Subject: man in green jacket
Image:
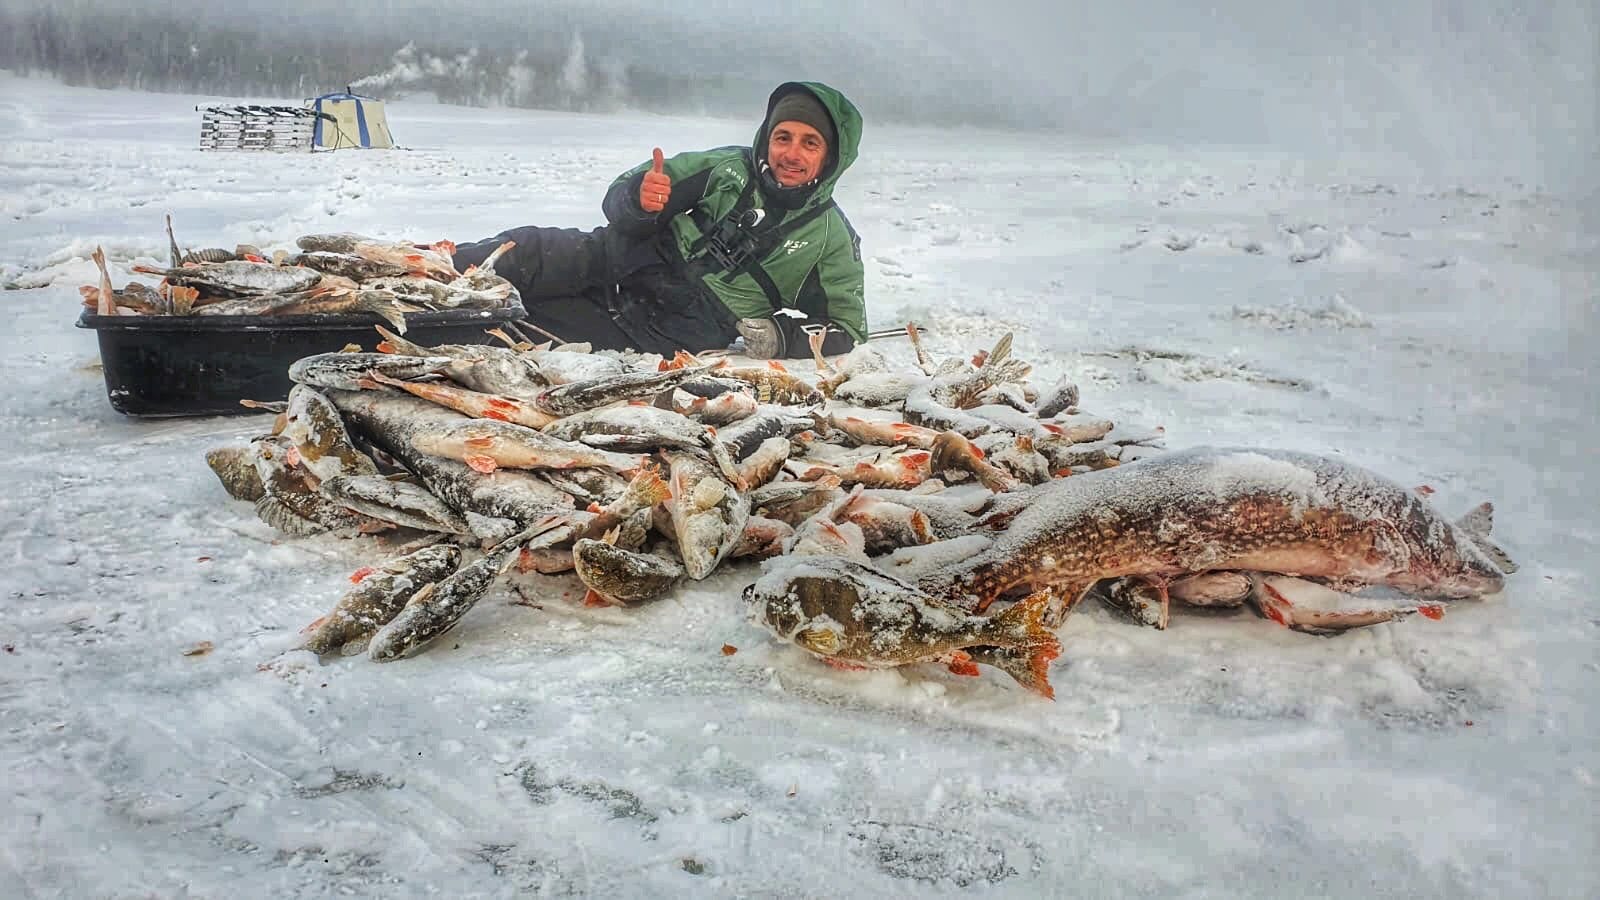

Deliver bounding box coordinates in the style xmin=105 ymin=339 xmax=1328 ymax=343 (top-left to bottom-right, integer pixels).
xmin=452 ymin=82 xmax=866 ymax=359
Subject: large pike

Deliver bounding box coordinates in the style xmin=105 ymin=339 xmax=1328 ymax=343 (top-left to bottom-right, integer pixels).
xmin=919 ymin=447 xmax=1515 ymax=624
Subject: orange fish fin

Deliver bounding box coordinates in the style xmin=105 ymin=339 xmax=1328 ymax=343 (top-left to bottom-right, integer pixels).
xmin=1418 ymin=604 xmax=1445 ymax=620
xmin=349 ymin=566 xmax=375 ymax=583
xmin=465 ymin=455 xmax=499 ymax=474
xmin=945 ymin=651 xmax=980 ymax=677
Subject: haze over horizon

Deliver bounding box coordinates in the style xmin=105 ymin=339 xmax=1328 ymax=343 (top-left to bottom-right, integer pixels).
xmin=1 ymin=0 xmax=1594 ymax=192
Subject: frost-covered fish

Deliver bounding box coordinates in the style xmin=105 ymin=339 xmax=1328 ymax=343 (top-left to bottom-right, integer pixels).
xmin=279 ymin=384 xmax=379 ymax=482
xmin=131 ymin=260 xmax=326 ymax=296
xmin=717 ymin=363 xmax=824 ymax=406
xmin=921 ymin=447 xmax=1515 ymax=624
xmin=670 ymin=388 xmax=758 ymax=426
xmin=747 ymin=477 xmax=843 ymax=526
xmin=375 ymin=328 xmax=549 ymax=400
xmin=296 ymin=232 xmax=375 ymax=254
xmin=286 ymin=251 xmax=411 ymax=281
xmin=205 ymin=445 xmax=265 ymax=502
xmin=190 ymin=286 xmax=416 ymax=333
xmin=715 ymin=406 xmax=818 ymax=461
xmin=745 ymin=556 xmax=1062 ymax=698
xmin=1101 ymin=570 xmax=1256 ymax=629
xmin=832 ymin=371 xmax=929 ymax=408
xmin=730 ymin=515 xmax=795 ymax=560
xmin=533 ymin=364 xmax=714 ymax=416
xmin=1033 ymin=377 xmax=1081 ymax=419
xmin=289 ymin=352 xmax=453 ymax=391
xmin=824 ymin=413 xmax=940 ymax=450
xmin=572 ymin=539 xmax=684 ymax=606
xmin=541 ymin=404 xmax=741 ymax=485
xmin=977 ymin=434 xmax=1053 ymax=486
xmin=789 ymin=446 xmax=933 ymax=489
xmin=1250 ymin=575 xmax=1445 ymax=635
xmin=411 ymin=419 xmax=646 ymax=475
xmin=361 ymin=370 xmax=558 ymax=429
xmin=663 ymin=451 xmax=750 ymax=580
xmin=368 ymin=526 xmax=543 ymax=661
xmin=324 ymin=389 xmax=576 ymax=538
xmin=929 ymin=430 xmax=1022 ymax=492
xmin=539 ymin=468 xmax=628 ymax=507
xmin=251 ymin=435 xmax=376 ymax=535
xmin=817 ymin=343 xmax=891 ymax=397
xmin=515 ymin=469 xmax=672 ymax=575
xmin=318 ymin=474 xmax=473 ymax=535
xmin=352 ymin=239 xmax=460 ymax=282
xmin=297 ymin=543 xmax=462 ymax=656
xmin=526 ymin=347 xmax=628 ymax=385
xmin=735 ymin=436 xmax=791 ymax=490
xmin=840 ymin=493 xmax=935 ymax=555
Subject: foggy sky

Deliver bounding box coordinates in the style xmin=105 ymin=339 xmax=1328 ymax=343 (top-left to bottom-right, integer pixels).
xmin=5 ymin=0 xmax=1595 ymax=191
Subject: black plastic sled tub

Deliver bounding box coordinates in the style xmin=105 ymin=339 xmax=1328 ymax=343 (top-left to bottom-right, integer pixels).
xmin=77 ymin=307 xmax=528 ymax=417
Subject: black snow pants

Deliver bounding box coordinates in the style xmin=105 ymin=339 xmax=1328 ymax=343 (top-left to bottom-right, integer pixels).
xmin=452 ymin=225 xmax=740 ymax=356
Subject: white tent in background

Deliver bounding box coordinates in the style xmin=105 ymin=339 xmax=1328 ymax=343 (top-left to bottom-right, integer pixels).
xmin=308 ymin=90 xmax=395 ymax=150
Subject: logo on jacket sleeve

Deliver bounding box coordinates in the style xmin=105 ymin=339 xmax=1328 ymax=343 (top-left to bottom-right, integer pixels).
xmin=782 ymin=239 xmax=810 ymax=255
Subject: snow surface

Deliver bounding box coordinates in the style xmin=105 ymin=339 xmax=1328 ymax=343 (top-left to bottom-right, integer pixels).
xmin=2 ymin=74 xmax=1597 ymax=898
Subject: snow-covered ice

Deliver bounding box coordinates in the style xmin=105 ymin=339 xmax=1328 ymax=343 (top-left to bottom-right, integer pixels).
xmin=1 ymin=74 xmax=1596 ymax=897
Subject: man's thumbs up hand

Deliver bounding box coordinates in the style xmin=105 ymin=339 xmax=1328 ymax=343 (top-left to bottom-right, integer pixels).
xmin=640 ymin=147 xmax=672 ymax=213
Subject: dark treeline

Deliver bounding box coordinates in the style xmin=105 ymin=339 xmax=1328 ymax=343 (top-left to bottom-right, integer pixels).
xmin=0 ymin=4 xmax=1027 ymax=129
xmin=0 ymin=6 xmax=722 ymax=112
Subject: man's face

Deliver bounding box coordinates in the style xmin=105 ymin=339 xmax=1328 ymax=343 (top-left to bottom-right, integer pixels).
xmin=766 ymin=121 xmax=828 ymax=188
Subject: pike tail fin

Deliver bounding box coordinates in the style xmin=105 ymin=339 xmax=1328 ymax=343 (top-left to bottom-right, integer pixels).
xmin=980 ymin=590 xmax=1064 ymax=699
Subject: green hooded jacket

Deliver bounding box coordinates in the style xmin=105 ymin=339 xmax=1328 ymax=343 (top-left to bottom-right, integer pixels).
xmin=601 ymin=82 xmax=867 ymax=343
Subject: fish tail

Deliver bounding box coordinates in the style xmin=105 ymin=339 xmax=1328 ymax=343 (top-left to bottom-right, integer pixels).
xmin=984 ymin=590 xmax=1064 ymax=698
xmin=622 ymin=467 xmax=672 ymax=509
xmin=359 ymin=295 xmax=409 ymax=335
xmin=373 ymin=324 xmax=426 ymax=355
xmin=969 ymin=644 xmax=1058 ymax=699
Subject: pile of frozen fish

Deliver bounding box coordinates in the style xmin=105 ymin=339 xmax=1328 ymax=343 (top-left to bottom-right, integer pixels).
xmin=210 ymin=327 xmax=1516 ymax=699
xmin=81 ymin=220 xmax=519 ymax=331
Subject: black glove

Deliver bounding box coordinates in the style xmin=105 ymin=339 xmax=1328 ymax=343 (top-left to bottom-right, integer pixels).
xmin=736 ymin=314 xmax=855 ymax=359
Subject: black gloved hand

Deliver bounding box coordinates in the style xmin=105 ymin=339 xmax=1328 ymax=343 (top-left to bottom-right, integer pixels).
xmin=735 ymin=313 xmax=856 ymax=359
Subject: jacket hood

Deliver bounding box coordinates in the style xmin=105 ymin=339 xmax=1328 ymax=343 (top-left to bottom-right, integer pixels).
xmin=752 ymin=82 xmax=862 ymax=208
